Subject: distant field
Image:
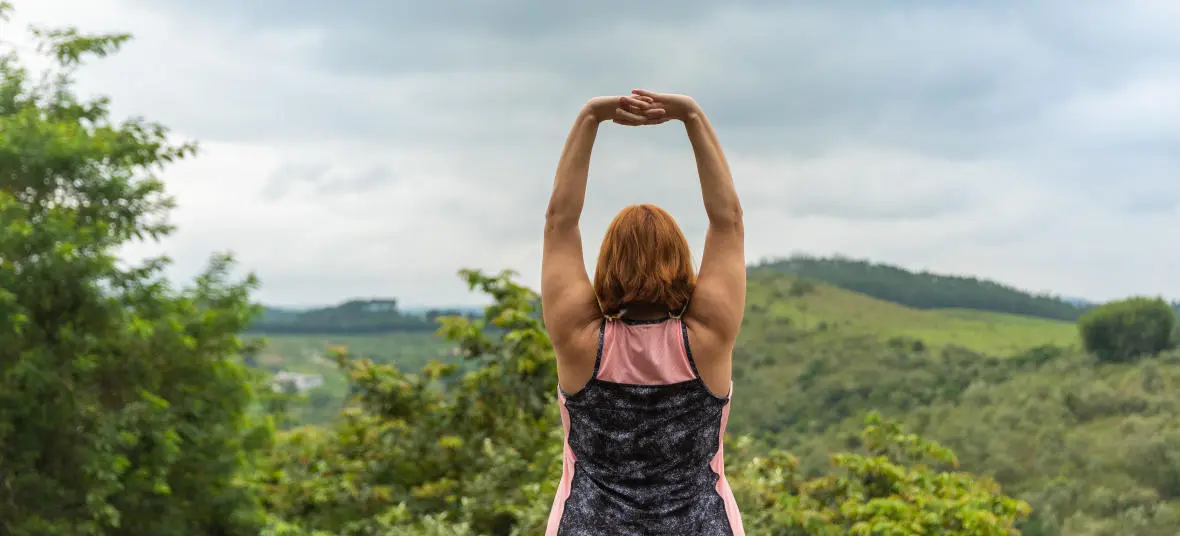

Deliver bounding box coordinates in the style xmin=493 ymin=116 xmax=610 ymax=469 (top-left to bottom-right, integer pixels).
xmin=251 ymin=331 xmax=457 ymax=376
xmin=248 ymin=331 xmax=460 ymax=425
xmin=745 ymin=274 xmax=1079 ymax=355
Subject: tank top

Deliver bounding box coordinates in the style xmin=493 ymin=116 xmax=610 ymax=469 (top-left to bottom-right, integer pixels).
xmin=545 ymin=314 xmax=745 ymax=535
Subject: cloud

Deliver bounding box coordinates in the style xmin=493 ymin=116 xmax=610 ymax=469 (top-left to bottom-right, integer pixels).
xmin=6 ymin=0 xmax=1180 ymax=306
xmin=260 ymin=162 xmax=396 ymax=200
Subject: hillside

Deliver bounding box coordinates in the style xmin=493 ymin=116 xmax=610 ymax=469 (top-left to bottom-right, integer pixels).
xmin=725 ymin=270 xmax=1180 ymax=534
xmin=758 ymin=255 xmax=1089 ymax=321
xmin=742 ymin=267 xmax=1078 ymax=355
xmin=734 ymin=335 xmax=1180 ymax=534
xmin=729 ymin=269 xmax=1078 ymax=437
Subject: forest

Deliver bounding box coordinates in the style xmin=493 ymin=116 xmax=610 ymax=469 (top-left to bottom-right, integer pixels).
xmin=3 ymin=9 xmax=1180 ymax=535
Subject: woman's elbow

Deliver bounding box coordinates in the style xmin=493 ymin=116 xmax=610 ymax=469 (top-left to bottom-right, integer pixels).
xmin=545 ymin=207 xmax=579 ymax=233
xmin=707 ymin=204 xmax=743 ymax=230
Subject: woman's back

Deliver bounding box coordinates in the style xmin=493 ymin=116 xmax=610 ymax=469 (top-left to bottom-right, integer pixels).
xmin=540 ymin=90 xmax=746 ymax=534
xmin=546 ymin=315 xmax=742 ymax=535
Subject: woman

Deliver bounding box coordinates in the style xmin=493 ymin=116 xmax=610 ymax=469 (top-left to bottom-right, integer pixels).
xmin=541 ymin=90 xmax=746 ymax=535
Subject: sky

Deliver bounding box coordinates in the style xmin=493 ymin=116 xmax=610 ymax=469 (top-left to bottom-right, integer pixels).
xmin=5 ymin=0 xmax=1179 ymax=307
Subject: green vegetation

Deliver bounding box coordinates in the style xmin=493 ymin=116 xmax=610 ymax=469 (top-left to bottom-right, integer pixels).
xmin=248 ymin=331 xmax=456 ymax=426
xmin=0 ymin=12 xmax=270 ymax=533
xmin=728 ymin=276 xmax=1180 ymax=534
xmin=759 ymin=255 xmax=1088 ymax=321
xmin=6 ymin=7 xmax=1180 ymax=535
xmin=743 ymin=268 xmax=1079 ymax=356
xmin=1079 ymin=297 xmax=1176 ymax=363
xmin=244 ymin=301 xmax=476 ymax=427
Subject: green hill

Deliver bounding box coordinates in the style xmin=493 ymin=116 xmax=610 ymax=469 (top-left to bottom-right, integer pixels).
xmin=729 ymin=269 xmax=1079 ymax=437
xmin=742 ymin=267 xmax=1079 ymax=355
xmin=758 ymin=255 xmax=1089 ymax=321
xmin=726 ymin=270 xmax=1180 ymax=534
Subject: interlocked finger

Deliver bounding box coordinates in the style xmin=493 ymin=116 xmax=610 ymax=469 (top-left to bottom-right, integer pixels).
xmin=621 ymin=96 xmax=652 ymax=110
xmin=614 ymin=107 xmax=647 ymax=124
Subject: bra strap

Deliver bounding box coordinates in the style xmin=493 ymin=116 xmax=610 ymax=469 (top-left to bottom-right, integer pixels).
xmin=669 ymin=300 xmax=690 ymax=320
xmin=590 ymin=319 xmax=606 ymax=379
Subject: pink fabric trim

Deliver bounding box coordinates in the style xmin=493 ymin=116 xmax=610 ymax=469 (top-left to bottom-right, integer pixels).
xmin=545 ymin=391 xmax=577 ymax=536
xmin=711 ymin=394 xmax=745 ymax=535
xmin=596 ymin=319 xmax=696 ymax=385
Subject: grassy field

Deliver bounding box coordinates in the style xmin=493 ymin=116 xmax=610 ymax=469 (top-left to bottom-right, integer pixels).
xmin=253 ymin=331 xmax=456 ymax=372
xmin=744 ymin=270 xmax=1080 ymax=355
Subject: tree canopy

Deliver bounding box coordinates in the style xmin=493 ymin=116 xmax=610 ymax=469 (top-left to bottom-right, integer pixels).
xmin=1 ymin=8 xmax=271 ymax=534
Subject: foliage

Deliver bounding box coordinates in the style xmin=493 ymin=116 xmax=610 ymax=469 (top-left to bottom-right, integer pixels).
xmin=245 ymin=331 xmax=457 ymax=426
xmin=732 ymin=413 xmax=1030 ymax=535
xmin=0 ymin=16 xmax=270 ymax=536
xmin=1078 ymin=297 xmax=1176 ymax=363
xmin=731 ymin=274 xmax=1180 ymax=534
xmin=259 ymin=269 xmax=563 ymax=535
xmin=759 ymin=255 xmax=1087 ymax=321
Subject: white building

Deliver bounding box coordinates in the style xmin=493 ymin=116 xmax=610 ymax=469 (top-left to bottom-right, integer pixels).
xmin=272 ymin=371 xmax=325 ymax=392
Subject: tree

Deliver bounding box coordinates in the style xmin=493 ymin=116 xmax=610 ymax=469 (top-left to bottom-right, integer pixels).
xmin=0 ymin=6 xmax=271 ymax=534
xmin=1078 ymin=297 xmax=1176 ymax=363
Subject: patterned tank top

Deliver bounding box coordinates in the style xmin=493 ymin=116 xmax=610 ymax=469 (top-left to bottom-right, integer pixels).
xmin=545 ymin=314 xmax=745 ymax=535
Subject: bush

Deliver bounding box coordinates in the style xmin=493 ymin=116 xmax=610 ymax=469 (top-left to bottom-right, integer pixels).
xmin=788 ymin=278 xmax=817 ymax=297
xmin=730 ymin=412 xmax=1031 ymax=535
xmin=1078 ymin=297 xmax=1176 ymax=363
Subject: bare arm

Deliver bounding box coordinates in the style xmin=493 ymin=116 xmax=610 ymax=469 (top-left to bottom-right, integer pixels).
xmin=541 ymin=97 xmax=655 ymax=350
xmin=675 ymin=99 xmax=745 ymax=345
xmin=541 ymin=104 xmax=603 ymax=347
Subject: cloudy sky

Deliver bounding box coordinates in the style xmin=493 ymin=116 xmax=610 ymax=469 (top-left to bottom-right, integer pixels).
xmin=6 ymin=0 xmax=1179 ymax=307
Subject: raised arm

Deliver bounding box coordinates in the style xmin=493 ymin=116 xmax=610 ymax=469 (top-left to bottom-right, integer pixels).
xmin=632 ymin=90 xmax=745 ymax=347
xmin=541 ymin=97 xmax=661 ymax=354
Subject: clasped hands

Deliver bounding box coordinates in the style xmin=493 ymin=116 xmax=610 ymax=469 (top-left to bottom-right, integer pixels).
xmin=586 ymin=89 xmax=699 ymax=127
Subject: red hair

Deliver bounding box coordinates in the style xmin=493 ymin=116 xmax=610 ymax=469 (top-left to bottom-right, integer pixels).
xmin=594 ymin=204 xmax=696 ymax=316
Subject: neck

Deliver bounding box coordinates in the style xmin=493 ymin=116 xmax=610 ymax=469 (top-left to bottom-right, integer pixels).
xmin=620 ymin=303 xmax=670 ymax=320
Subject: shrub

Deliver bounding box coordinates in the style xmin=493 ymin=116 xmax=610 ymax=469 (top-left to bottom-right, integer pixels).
xmin=1078 ymin=297 xmax=1176 ymax=363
